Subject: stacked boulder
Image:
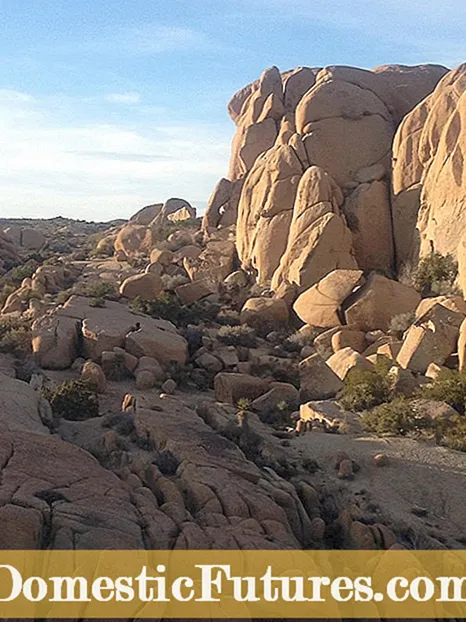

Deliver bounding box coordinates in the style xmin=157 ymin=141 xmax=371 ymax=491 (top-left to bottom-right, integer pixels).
xmin=392 ymin=64 xmax=466 ymax=284
xmin=205 ymin=63 xmax=447 ymax=298
xmin=113 ymin=198 xmax=197 ymax=262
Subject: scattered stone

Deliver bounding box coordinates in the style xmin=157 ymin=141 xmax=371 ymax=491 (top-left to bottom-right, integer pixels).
xmin=162 ymin=379 xmax=177 ymax=394
xmin=373 ymin=453 xmax=389 ymax=467
xmin=81 ymin=361 xmax=107 ymax=394
xmin=338 ymin=459 xmax=354 ymax=480
xmin=136 ymin=370 xmax=156 ymax=390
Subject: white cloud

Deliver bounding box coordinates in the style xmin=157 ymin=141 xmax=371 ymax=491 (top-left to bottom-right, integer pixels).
xmin=0 ymin=91 xmax=231 ymax=220
xmin=46 ymin=23 xmax=220 ymax=58
xmin=104 ymin=92 xmax=141 ymax=104
xmin=122 ymin=24 xmax=217 ymax=55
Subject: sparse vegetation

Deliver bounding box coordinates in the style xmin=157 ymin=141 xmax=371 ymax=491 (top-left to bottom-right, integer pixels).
xmin=130 ymin=293 xmax=219 ymax=327
xmin=421 ymin=368 xmax=466 ymax=415
xmin=42 ymin=378 xmax=99 ymax=422
xmin=339 ymin=360 xmax=392 ymax=411
xmin=440 ymin=414 xmax=466 ymax=452
xmin=360 ymin=397 xmax=425 ymax=436
xmin=0 ymin=317 xmax=32 ymax=356
xmin=237 ymin=397 xmax=251 ymax=411
xmin=412 ymin=251 xmax=458 ymax=297
xmin=282 ymin=329 xmax=317 ymax=353
xmin=358 ymin=370 xmax=466 ymax=451
xmin=217 ymin=324 xmax=257 ymax=347
xmin=83 ymin=281 xmax=117 ymax=307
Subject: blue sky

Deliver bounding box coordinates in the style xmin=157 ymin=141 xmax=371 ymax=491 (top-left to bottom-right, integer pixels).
xmin=0 ymin=0 xmax=464 ymax=221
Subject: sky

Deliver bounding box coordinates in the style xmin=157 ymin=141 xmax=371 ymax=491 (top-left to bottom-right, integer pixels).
xmin=0 ymin=0 xmax=465 ymax=222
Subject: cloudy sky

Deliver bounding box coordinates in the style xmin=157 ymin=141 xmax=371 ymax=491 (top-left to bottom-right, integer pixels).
xmin=0 ymin=0 xmax=464 ymax=221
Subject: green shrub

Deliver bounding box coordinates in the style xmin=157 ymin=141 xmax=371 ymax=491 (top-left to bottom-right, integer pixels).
xmin=42 ymin=378 xmax=99 ymax=421
xmin=0 ymin=317 xmax=32 ymax=356
xmin=339 ymin=363 xmax=391 ymax=411
xmin=84 ymin=281 xmax=117 ymax=301
xmin=8 ymin=259 xmax=39 ymax=283
xmin=360 ymin=397 xmax=424 ymax=436
xmin=413 ymin=252 xmax=458 ymax=297
xmin=217 ymin=324 xmax=257 ymax=347
xmin=237 ymin=397 xmax=251 ymax=411
xmin=130 ymin=293 xmax=219 ymax=327
xmin=361 ymin=395 xmax=466 ymax=452
xmin=441 ymin=414 xmax=466 ymax=452
xmin=421 ymin=369 xmax=466 ymax=415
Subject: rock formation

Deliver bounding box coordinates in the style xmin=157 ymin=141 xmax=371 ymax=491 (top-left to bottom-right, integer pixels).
xmin=211 ymin=63 xmax=448 ymax=300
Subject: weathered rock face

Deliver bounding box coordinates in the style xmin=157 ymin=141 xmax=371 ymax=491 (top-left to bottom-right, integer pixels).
xmin=216 ymin=62 xmax=447 ymax=294
xmin=344 ymin=273 xmax=421 ymax=332
xmin=342 ymin=181 xmax=394 ymax=274
xmin=392 ymin=64 xmax=466 ymax=271
xmin=33 ymin=296 xmax=187 ymax=369
xmin=271 ymin=166 xmax=357 ymax=291
xmin=0 ymin=374 xmax=49 ymax=435
xmin=4 ymin=226 xmax=45 ymax=251
xmin=293 ymin=269 xmax=364 ymax=328
xmin=236 ymin=145 xmax=303 ymax=283
xmin=119 ymin=272 xmax=163 ymax=300
xmin=397 ymin=303 xmax=464 ymax=373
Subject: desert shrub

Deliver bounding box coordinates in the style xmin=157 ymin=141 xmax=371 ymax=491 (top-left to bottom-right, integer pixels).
xmin=0 ymin=259 xmax=41 ymax=299
xmin=161 ymin=274 xmax=189 ymax=291
xmin=8 ymin=259 xmax=39 ymax=283
xmin=84 ymin=281 xmax=117 ymax=300
xmin=360 ymin=397 xmax=423 ymax=436
xmin=389 ymin=311 xmax=415 ymax=337
xmin=42 ymin=378 xmax=99 ymax=422
xmin=237 ymin=397 xmax=251 ymax=411
xmin=421 ymin=369 xmax=466 ymax=415
xmin=259 ymin=399 xmax=294 ymax=428
xmin=130 ymin=293 xmax=219 ymax=327
xmin=361 ymin=396 xmax=466 ymax=451
xmin=0 ymin=317 xmax=32 ymax=356
xmin=339 ymin=361 xmax=391 ymax=411
xmin=217 ymin=324 xmax=257 ymax=347
xmin=282 ymin=330 xmax=317 ymax=353
xmin=413 ymin=252 xmax=458 ymax=297
xmin=441 ymin=414 xmax=466 ymax=452
xmin=55 ymin=289 xmax=73 ymax=306
xmin=83 ymin=281 xmax=117 ymax=308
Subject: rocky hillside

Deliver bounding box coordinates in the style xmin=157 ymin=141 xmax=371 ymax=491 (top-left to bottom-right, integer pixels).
xmin=0 ymin=62 xmax=466 ymax=554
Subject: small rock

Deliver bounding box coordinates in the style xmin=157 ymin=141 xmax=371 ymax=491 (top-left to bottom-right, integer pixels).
xmin=333 ymin=451 xmax=350 ymax=469
xmin=135 ymin=370 xmax=156 ymax=390
xmin=81 ymin=361 xmax=107 ymax=394
xmin=373 ymin=453 xmax=389 ymax=467
xmin=338 ymin=459 xmax=354 ymax=480
xmin=411 ymin=506 xmax=428 ymax=517
xmin=162 ymin=379 xmax=177 ymax=394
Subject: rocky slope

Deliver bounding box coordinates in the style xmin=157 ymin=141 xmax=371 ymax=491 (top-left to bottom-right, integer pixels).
xmin=1 ymin=61 xmax=466 ymax=558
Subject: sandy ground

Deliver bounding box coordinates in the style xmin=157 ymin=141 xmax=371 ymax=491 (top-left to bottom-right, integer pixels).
xmin=292 ymin=430 xmax=466 ymax=547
